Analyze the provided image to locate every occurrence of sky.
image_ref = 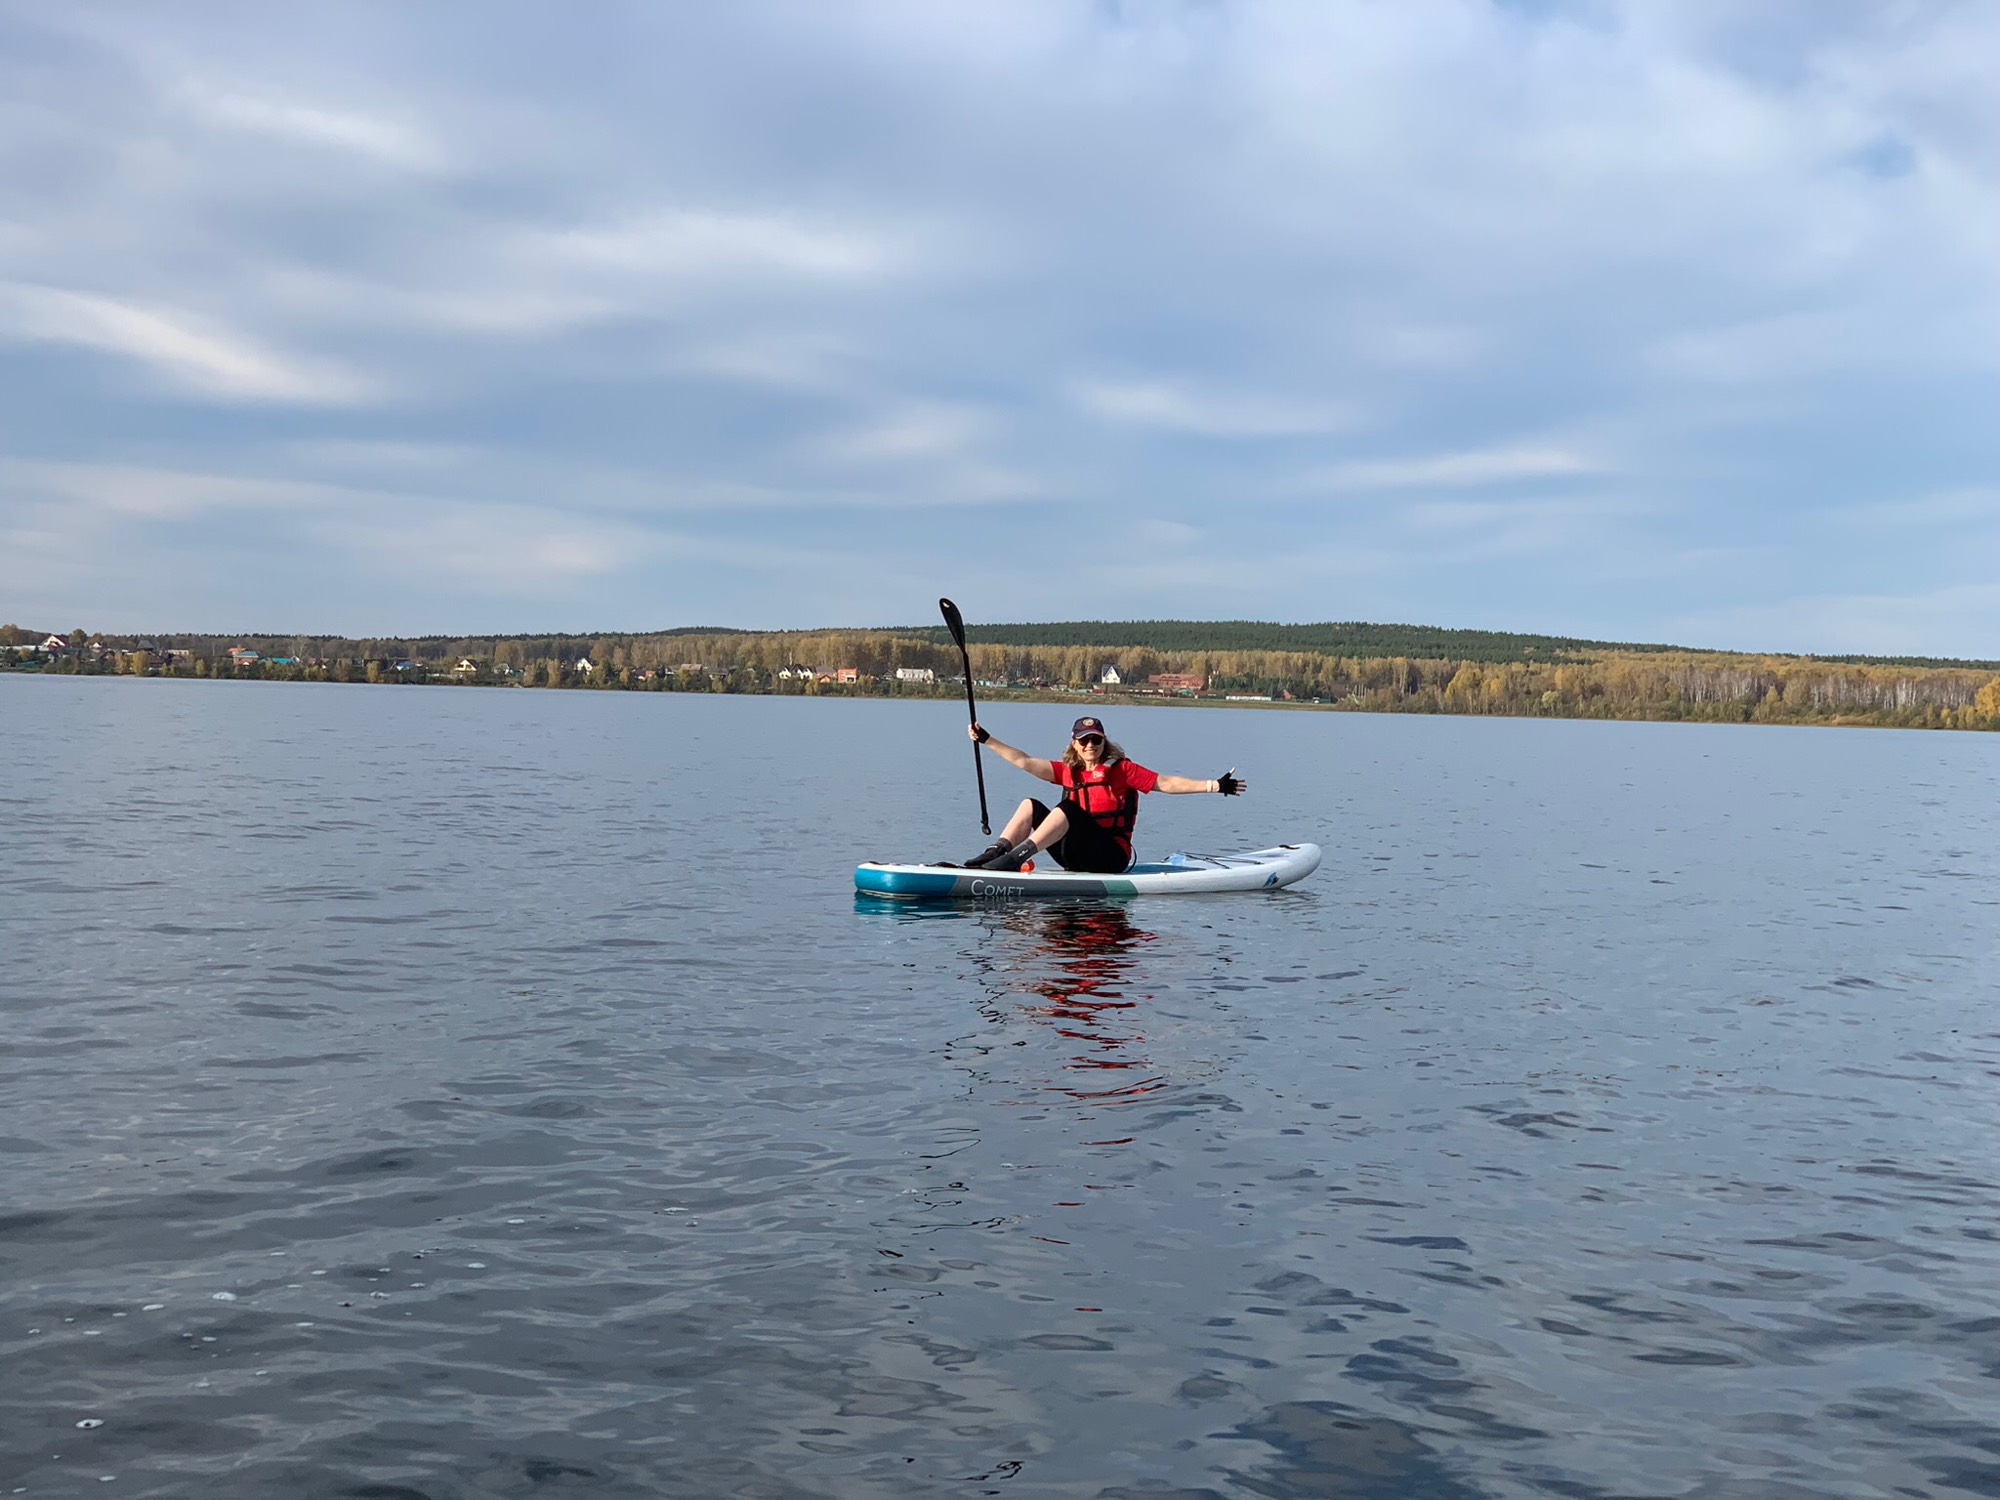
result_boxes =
[0,1,1994,655]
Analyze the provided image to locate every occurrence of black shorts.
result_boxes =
[1029,798,1131,874]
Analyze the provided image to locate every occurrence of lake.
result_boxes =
[3,675,1997,1497]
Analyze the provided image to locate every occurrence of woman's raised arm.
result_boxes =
[969,722,1058,783]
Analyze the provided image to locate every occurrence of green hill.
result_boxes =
[887,618,1687,664]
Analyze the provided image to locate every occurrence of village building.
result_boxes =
[1098,665,1122,685]
[893,666,935,683]
[1147,672,1206,693]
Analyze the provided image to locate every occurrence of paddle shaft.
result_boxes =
[939,599,991,835]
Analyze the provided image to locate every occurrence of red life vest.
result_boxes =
[1062,759,1146,851]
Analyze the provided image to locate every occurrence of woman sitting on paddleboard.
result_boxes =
[959,715,1243,873]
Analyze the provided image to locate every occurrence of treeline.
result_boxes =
[1345,653,2000,730]
[889,618,1690,663]
[16,619,1996,674]
[8,623,1998,730]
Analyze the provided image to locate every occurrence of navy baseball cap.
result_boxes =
[1071,716,1106,738]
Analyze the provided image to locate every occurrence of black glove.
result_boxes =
[972,723,990,744]
[1215,769,1242,796]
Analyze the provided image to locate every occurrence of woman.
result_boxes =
[959,715,1244,872]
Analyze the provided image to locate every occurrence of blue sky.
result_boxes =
[1,1,1994,654]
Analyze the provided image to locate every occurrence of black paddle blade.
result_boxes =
[939,597,988,834]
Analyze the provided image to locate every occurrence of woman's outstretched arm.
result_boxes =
[1153,769,1245,795]
[968,722,1059,783]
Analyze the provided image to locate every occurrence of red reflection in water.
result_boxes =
[1015,905,1166,1105]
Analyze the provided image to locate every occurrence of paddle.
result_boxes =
[939,597,990,835]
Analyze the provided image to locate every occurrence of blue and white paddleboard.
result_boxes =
[855,843,1321,900]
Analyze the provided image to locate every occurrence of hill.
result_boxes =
[888,618,1683,663]
[887,619,1997,671]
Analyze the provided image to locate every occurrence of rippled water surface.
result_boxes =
[4,676,1998,1498]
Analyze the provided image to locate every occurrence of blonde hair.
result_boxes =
[1063,737,1125,771]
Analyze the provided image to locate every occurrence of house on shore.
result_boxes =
[894,666,935,684]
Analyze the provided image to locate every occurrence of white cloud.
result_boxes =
[245,265,621,341]
[1388,493,1648,564]
[1659,297,2000,384]
[284,440,483,473]
[679,331,859,392]
[1073,378,1358,438]
[188,89,447,172]
[1301,446,1601,491]
[239,205,922,349]
[4,458,388,522]
[0,457,651,595]
[311,501,653,588]
[1649,309,1860,385]
[1352,320,1485,372]
[926,462,1043,504]
[819,401,992,464]
[1833,485,2000,529]
[0,284,375,404]
[533,208,903,284]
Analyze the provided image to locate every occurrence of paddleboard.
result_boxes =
[855,843,1321,900]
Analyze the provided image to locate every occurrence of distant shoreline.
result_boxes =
[8,653,1997,734]
[8,617,1997,731]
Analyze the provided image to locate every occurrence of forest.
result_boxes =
[6,621,1998,731]
[891,618,1689,662]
